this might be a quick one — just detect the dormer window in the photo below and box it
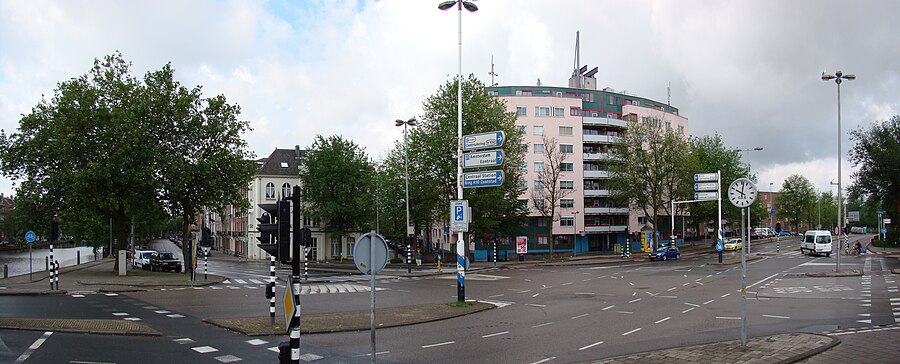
[280,162,289,168]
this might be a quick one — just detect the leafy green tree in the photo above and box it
[816,191,838,231]
[850,115,900,242]
[780,175,816,231]
[299,135,375,242]
[608,116,689,245]
[684,134,747,241]
[374,146,411,243]
[407,75,526,243]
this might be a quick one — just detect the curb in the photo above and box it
[805,269,863,277]
[0,318,162,336]
[778,333,840,364]
[0,289,68,296]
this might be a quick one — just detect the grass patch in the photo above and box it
[448,301,477,308]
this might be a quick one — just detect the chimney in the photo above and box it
[294,145,301,160]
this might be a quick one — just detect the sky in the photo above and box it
[0,0,898,198]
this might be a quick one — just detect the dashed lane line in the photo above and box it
[578,341,604,351]
[14,331,52,364]
[762,314,790,319]
[682,307,696,314]
[601,305,615,311]
[421,341,455,348]
[532,357,557,364]
[531,322,554,328]
[684,302,700,307]
[481,331,509,338]
[571,313,589,320]
[622,327,642,336]
[655,317,671,324]
[716,316,741,320]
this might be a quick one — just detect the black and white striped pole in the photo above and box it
[204,252,208,280]
[304,250,308,281]
[54,261,59,290]
[493,241,497,266]
[269,255,276,325]
[49,244,54,290]
[406,237,412,273]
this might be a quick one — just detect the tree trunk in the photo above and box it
[181,213,192,274]
[112,202,128,271]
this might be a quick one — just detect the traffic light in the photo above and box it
[202,227,212,247]
[257,202,291,263]
[50,215,59,242]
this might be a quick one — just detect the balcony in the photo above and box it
[583,170,609,179]
[584,225,628,233]
[583,116,628,128]
[582,152,610,161]
[584,189,611,197]
[584,207,630,215]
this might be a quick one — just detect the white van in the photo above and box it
[132,249,157,269]
[800,230,832,257]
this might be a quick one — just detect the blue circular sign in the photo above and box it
[24,230,36,243]
[715,242,724,252]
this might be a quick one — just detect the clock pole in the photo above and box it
[740,206,747,347]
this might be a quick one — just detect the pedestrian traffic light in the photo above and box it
[257,202,291,263]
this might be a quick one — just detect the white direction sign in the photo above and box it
[694,173,718,182]
[463,131,506,151]
[463,149,504,169]
[694,192,718,201]
[463,170,504,188]
[694,182,718,191]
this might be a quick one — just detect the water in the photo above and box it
[0,246,102,278]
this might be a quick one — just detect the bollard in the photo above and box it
[77,250,81,265]
[3,264,7,278]
[269,255,276,325]
[304,259,308,281]
[54,261,59,290]
[204,253,208,281]
[45,257,49,272]
[493,242,497,266]
[49,244,54,290]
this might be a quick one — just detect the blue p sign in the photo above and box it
[454,206,464,221]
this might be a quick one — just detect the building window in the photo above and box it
[265,182,275,199]
[570,107,581,116]
[331,237,342,257]
[537,218,548,227]
[534,161,544,172]
[560,217,574,226]
[559,126,573,136]
[534,180,545,190]
[282,183,291,198]
[535,106,551,117]
[665,121,671,129]
[516,125,526,134]
[534,143,544,154]
[560,144,573,153]
[560,199,574,208]
[533,125,544,136]
[560,181,574,190]
[518,199,528,210]
[534,199,545,210]
[517,180,527,190]
[537,236,549,245]
[581,93,593,102]
[553,107,565,117]
[516,90,532,96]
[555,91,563,97]
[677,125,685,135]
[561,162,574,172]
[516,106,527,116]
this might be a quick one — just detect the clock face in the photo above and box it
[727,178,758,208]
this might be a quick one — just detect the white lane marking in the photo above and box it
[112,312,129,316]
[531,357,557,364]
[582,278,592,282]
[684,302,700,307]
[489,294,504,298]
[602,305,615,310]
[421,341,455,348]
[622,327,642,336]
[682,283,690,286]
[532,293,540,297]
[71,294,85,298]
[14,331,52,364]
[575,292,595,296]
[154,310,171,314]
[267,346,280,353]
[562,282,573,286]
[572,313,590,319]
[578,340,604,351]
[123,317,142,321]
[628,298,641,303]
[703,300,714,305]
[246,339,268,346]
[682,307,696,314]
[531,322,554,328]
[482,331,509,338]
[174,338,194,344]
[525,279,532,282]
[747,273,779,289]
[716,316,741,320]
[528,304,547,308]
[667,287,677,291]
[762,314,790,319]
[655,317,671,324]
[656,295,678,299]
[615,311,634,314]
[721,293,731,298]
[192,346,219,354]
[104,293,119,296]
[215,354,242,363]
[629,282,635,286]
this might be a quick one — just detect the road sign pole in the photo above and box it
[370,232,376,363]
[740,207,747,347]
[49,244,54,290]
[717,171,723,259]
[270,255,276,326]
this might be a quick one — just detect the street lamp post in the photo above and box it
[396,117,417,274]
[439,0,478,303]
[571,211,580,257]
[822,70,854,272]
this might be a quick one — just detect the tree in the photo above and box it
[406,75,526,244]
[684,134,747,241]
[531,135,572,258]
[608,116,689,246]
[816,191,838,231]
[850,115,900,242]
[780,175,816,231]
[299,135,375,243]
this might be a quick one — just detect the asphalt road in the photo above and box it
[2,234,896,363]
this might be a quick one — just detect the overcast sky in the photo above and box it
[1,0,897,198]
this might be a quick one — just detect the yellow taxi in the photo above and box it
[724,238,743,251]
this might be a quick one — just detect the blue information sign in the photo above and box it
[462,170,504,188]
[24,230,36,243]
[716,242,724,252]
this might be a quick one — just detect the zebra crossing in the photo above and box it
[205,278,387,295]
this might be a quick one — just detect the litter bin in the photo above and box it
[518,254,525,262]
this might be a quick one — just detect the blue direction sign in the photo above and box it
[462,131,505,151]
[463,149,504,169]
[716,242,724,252]
[462,170,504,188]
[25,231,36,243]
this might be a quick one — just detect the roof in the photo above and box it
[257,148,305,177]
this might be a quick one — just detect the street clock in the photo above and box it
[727,178,758,208]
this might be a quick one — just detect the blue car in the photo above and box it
[778,231,792,237]
[648,246,679,261]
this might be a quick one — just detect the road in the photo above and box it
[1,234,897,363]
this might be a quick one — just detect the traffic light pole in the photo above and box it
[290,186,303,364]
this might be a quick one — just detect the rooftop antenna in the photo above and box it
[489,55,499,86]
[573,31,581,88]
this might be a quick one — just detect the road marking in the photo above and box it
[655,317,671,324]
[575,292,595,296]
[167,314,185,318]
[525,279,532,282]
[682,283,690,286]
[615,311,634,314]
[71,294,85,298]
[602,305,615,311]
[571,314,589,319]
[482,331,509,338]
[531,357,557,364]
[489,294,504,298]
[154,310,171,314]
[747,273,779,289]
[696,282,704,285]
[762,314,790,319]
[532,293,540,297]
[528,304,547,308]
[174,338,194,344]
[716,316,741,320]
[667,287,677,291]
[124,317,142,321]
[656,295,678,299]
[192,346,219,354]
[628,298,641,303]
[622,327,642,336]
[112,313,129,316]
[582,278,592,282]
[215,354,242,363]
[682,307,696,314]
[421,341,455,348]
[578,340,604,351]
[629,282,635,286]
[703,300,714,305]
[14,331,52,364]
[706,275,713,278]
[721,293,731,298]
[562,282,573,286]
[246,339,268,346]
[531,322,554,328]
[684,302,700,307]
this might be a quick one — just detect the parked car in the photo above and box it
[724,238,742,251]
[648,246,679,261]
[150,252,182,272]
[778,231,793,237]
[132,249,157,270]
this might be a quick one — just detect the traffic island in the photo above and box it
[205,301,494,336]
[0,289,68,296]
[0,318,162,336]
[806,269,863,277]
[587,332,838,364]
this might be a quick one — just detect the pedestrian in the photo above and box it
[415,250,422,266]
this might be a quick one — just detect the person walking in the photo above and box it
[414,250,422,266]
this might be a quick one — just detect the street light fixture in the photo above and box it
[822,70,854,272]
[439,0,477,303]
[396,117,416,274]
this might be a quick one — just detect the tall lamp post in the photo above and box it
[769,182,774,231]
[439,0,477,303]
[396,117,417,274]
[571,211,580,256]
[822,69,854,272]
[737,147,763,252]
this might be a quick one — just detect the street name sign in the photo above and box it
[694,182,718,191]
[694,173,718,182]
[463,149,504,169]
[463,170,504,188]
[462,131,505,151]
[694,192,718,201]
